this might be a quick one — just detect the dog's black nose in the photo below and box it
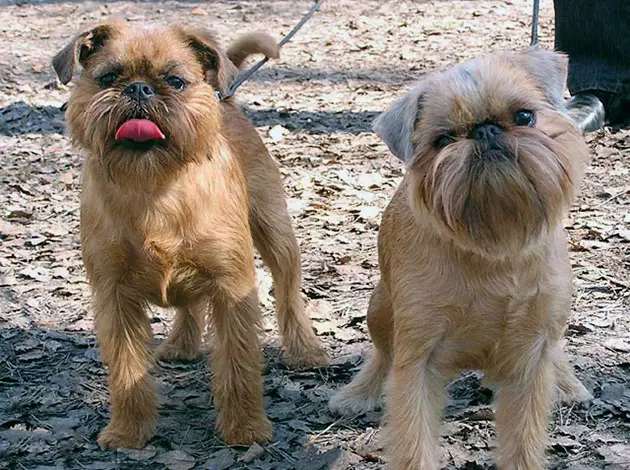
[124,82,155,102]
[470,123,503,146]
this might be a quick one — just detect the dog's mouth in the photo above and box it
[115,119,166,144]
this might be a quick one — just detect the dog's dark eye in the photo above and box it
[99,72,119,88]
[165,76,186,92]
[434,135,456,150]
[514,109,536,127]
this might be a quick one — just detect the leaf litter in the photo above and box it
[0,0,628,469]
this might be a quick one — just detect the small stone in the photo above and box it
[268,125,289,141]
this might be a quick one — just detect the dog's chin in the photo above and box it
[410,132,578,258]
[96,137,193,185]
[115,139,164,153]
[76,113,215,186]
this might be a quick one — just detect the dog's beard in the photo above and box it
[68,85,219,185]
[412,128,576,256]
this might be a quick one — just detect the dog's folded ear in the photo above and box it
[373,84,425,165]
[174,26,239,97]
[52,22,123,85]
[510,49,569,110]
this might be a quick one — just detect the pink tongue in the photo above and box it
[115,119,165,142]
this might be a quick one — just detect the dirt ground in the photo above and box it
[0,0,629,469]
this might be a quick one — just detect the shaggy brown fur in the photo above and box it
[53,21,327,450]
[330,50,592,470]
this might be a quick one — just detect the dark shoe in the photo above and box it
[566,92,605,134]
[601,84,630,127]
[568,86,630,133]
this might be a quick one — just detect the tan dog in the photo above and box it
[52,21,328,449]
[329,50,592,470]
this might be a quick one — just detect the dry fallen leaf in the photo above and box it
[358,205,380,220]
[156,450,195,470]
[120,446,158,461]
[604,338,630,353]
[190,7,207,16]
[239,442,265,463]
[598,444,630,466]
[19,266,52,283]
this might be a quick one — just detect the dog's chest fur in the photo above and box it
[80,153,250,308]
[123,238,201,307]
[380,188,571,374]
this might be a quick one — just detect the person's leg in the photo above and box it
[555,0,630,96]
[554,0,630,130]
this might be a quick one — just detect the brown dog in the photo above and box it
[52,21,328,449]
[330,50,592,470]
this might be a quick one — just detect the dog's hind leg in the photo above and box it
[250,193,328,369]
[329,280,393,415]
[156,305,205,361]
[552,341,592,403]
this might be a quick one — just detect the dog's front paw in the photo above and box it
[97,420,156,450]
[219,415,273,445]
[328,387,380,416]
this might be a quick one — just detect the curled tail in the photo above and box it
[226,31,280,68]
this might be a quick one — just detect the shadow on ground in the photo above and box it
[0,325,517,470]
[0,101,379,136]
[0,101,64,136]
[245,107,380,134]
[0,326,376,469]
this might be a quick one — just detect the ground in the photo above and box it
[0,0,629,469]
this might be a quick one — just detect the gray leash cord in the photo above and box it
[217,0,327,101]
[530,0,540,47]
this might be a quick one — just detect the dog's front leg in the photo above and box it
[93,284,157,450]
[495,345,553,470]
[385,317,446,470]
[495,298,556,470]
[210,276,272,445]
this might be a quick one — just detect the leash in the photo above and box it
[216,0,326,101]
[530,0,540,47]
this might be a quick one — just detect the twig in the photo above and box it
[594,186,630,208]
[304,417,344,446]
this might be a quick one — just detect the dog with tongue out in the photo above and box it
[52,21,328,450]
